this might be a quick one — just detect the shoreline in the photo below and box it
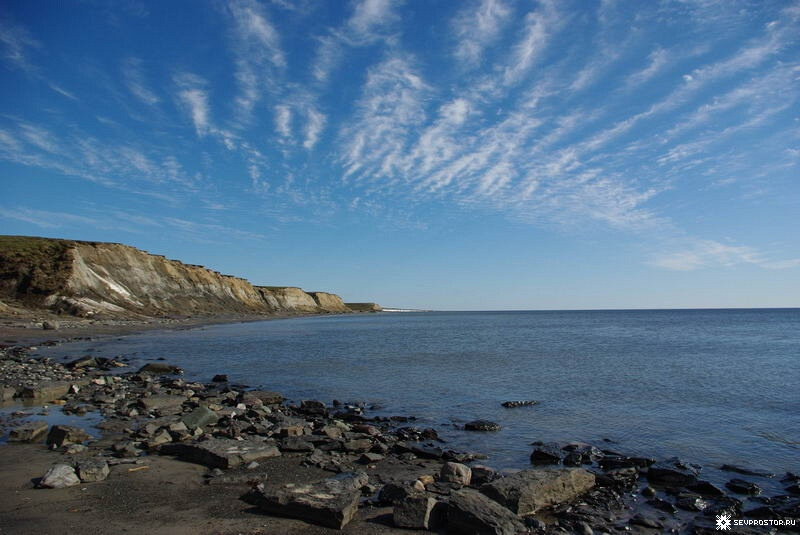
[0,335,798,533]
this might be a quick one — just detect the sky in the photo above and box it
[1,0,799,310]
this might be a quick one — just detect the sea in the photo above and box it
[34,308,800,489]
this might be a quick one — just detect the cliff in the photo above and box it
[0,236,368,319]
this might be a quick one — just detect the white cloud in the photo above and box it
[0,18,39,71]
[649,239,779,271]
[274,105,292,138]
[503,0,559,85]
[303,108,325,149]
[625,48,669,88]
[174,73,211,136]
[122,57,159,106]
[453,0,511,66]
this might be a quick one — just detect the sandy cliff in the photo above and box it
[0,236,365,319]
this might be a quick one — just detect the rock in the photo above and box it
[688,480,726,497]
[471,465,497,486]
[530,442,565,465]
[139,395,186,411]
[76,459,110,482]
[8,421,49,442]
[144,429,172,448]
[42,320,59,330]
[64,444,87,454]
[726,478,762,495]
[181,406,219,428]
[21,381,70,400]
[280,436,315,452]
[642,485,656,497]
[464,420,501,432]
[46,425,90,447]
[138,362,183,375]
[501,400,539,408]
[393,494,437,529]
[300,400,328,415]
[279,425,305,437]
[448,488,526,535]
[598,455,655,470]
[378,482,419,505]
[242,390,284,405]
[254,472,367,529]
[720,464,775,478]
[359,452,384,464]
[319,425,343,440]
[646,462,698,487]
[161,437,281,469]
[39,464,80,488]
[630,514,662,529]
[1,386,16,401]
[596,467,638,489]
[343,439,372,453]
[480,467,596,515]
[648,497,677,514]
[441,462,472,486]
[67,356,98,369]
[676,494,709,511]
[211,374,228,382]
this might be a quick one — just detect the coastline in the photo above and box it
[0,331,798,534]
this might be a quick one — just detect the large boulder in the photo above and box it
[76,459,110,482]
[21,381,71,400]
[39,464,80,488]
[46,425,90,448]
[480,468,595,515]
[181,406,219,428]
[254,472,368,529]
[8,421,49,442]
[138,362,183,375]
[161,437,280,469]
[448,488,526,535]
[393,494,438,530]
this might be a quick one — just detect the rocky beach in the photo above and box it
[1,328,798,535]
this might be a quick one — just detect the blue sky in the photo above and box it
[1,0,799,310]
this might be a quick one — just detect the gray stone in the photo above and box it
[393,494,437,529]
[379,482,419,505]
[8,421,49,442]
[441,462,472,486]
[343,438,372,453]
[144,429,172,448]
[359,452,384,464]
[39,464,80,488]
[530,442,565,465]
[254,472,367,529]
[46,425,90,447]
[280,436,315,452]
[1,386,16,401]
[76,459,110,482]
[138,362,183,375]
[161,437,281,469]
[181,406,219,428]
[42,320,59,330]
[480,467,596,515]
[21,381,70,400]
[471,465,497,486]
[139,395,186,412]
[242,390,284,405]
[448,488,526,535]
[646,463,698,487]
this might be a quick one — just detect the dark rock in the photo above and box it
[501,400,539,408]
[648,497,677,514]
[21,381,71,400]
[378,482,419,505]
[76,459,110,482]
[358,452,384,464]
[42,321,59,330]
[161,437,281,469]
[242,390,284,405]
[630,514,662,529]
[720,464,774,478]
[393,494,437,530]
[464,420,501,432]
[138,363,183,375]
[470,465,497,486]
[8,421,48,442]
[254,472,367,529]
[530,442,565,465]
[598,455,655,470]
[46,425,90,447]
[646,462,698,487]
[211,374,228,382]
[786,484,800,495]
[39,464,80,488]
[299,400,328,416]
[67,356,98,369]
[688,480,726,497]
[726,478,762,495]
[480,467,596,515]
[448,488,526,535]
[343,439,372,453]
[595,467,638,489]
[642,485,656,497]
[676,494,709,511]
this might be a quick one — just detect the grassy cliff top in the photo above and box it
[0,236,76,301]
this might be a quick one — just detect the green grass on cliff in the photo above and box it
[0,236,75,301]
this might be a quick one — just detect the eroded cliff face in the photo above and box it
[0,237,356,318]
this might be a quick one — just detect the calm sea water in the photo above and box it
[36,309,800,487]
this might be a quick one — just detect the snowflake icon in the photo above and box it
[716,512,732,531]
